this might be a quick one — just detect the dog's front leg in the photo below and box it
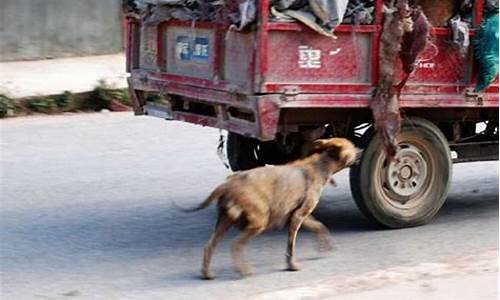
[286,198,319,271]
[286,215,303,271]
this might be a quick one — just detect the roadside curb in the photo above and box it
[0,54,127,99]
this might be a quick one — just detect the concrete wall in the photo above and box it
[0,0,123,61]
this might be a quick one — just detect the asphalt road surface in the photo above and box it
[1,113,498,300]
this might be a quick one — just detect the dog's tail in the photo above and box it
[177,184,226,213]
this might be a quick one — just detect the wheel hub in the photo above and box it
[399,165,412,180]
[386,146,428,199]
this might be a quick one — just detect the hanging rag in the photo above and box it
[449,15,470,57]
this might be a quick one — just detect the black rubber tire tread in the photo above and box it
[226,132,264,171]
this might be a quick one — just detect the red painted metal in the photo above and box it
[374,0,384,26]
[127,0,499,141]
[258,0,270,90]
[263,83,374,94]
[149,72,235,91]
[125,18,135,72]
[122,17,128,50]
[213,29,223,79]
[267,23,379,32]
[127,77,144,115]
[279,93,499,108]
[130,74,252,107]
[174,110,263,138]
[256,96,281,139]
[157,23,165,70]
[264,30,373,89]
[475,0,485,27]
[371,0,384,88]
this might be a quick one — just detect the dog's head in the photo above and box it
[312,138,362,170]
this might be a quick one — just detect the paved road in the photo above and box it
[1,113,498,300]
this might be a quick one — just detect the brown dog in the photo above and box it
[187,138,359,279]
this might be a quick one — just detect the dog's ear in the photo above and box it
[312,139,329,152]
[313,138,346,152]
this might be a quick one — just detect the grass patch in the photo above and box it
[54,91,75,110]
[3,82,132,118]
[0,94,15,118]
[25,97,57,113]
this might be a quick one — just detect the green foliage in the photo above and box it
[0,94,14,118]
[82,86,113,111]
[81,81,131,111]
[109,89,131,106]
[4,84,132,117]
[26,97,56,113]
[54,91,74,109]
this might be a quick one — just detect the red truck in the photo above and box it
[125,0,498,228]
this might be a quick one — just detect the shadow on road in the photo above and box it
[2,183,497,278]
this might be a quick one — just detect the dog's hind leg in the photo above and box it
[302,215,333,252]
[231,220,265,277]
[201,213,233,280]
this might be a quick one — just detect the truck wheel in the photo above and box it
[349,118,452,228]
[226,133,264,171]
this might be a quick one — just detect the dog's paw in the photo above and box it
[201,270,216,280]
[238,266,254,278]
[286,262,301,272]
[317,237,334,253]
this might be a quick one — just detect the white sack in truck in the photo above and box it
[271,0,373,37]
[309,0,349,29]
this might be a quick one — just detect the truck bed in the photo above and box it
[126,0,498,140]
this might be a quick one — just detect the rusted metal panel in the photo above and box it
[224,31,256,92]
[127,77,145,115]
[130,73,254,108]
[140,25,160,71]
[126,19,141,72]
[174,111,259,136]
[256,96,281,140]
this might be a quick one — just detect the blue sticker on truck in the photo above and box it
[176,36,191,61]
[175,36,209,63]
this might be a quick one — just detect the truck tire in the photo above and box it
[349,118,452,228]
[226,133,264,171]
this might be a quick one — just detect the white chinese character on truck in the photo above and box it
[298,46,322,69]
